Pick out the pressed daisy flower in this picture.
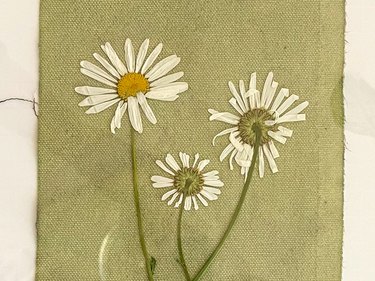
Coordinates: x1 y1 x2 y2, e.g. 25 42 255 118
75 38 188 134
209 72 308 178
151 153 223 211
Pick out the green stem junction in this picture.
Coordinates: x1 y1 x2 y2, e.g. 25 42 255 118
191 125 262 281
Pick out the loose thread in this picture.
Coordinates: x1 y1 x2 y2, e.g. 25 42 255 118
0 97 39 117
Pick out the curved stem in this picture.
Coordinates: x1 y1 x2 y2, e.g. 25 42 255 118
130 128 154 281
177 201 191 281
192 127 262 281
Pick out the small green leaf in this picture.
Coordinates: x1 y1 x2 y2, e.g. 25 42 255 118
150 256 157 275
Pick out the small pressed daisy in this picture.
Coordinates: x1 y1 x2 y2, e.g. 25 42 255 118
151 153 224 211
75 38 188 134
209 72 309 178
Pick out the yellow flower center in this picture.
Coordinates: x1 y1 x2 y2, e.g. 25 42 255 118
117 73 150 100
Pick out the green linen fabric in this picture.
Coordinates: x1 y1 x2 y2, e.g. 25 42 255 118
37 1 344 280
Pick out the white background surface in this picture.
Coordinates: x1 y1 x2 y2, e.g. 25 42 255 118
0 0 374 280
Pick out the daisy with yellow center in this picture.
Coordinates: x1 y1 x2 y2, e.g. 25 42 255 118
152 153 223 211
75 38 188 133
209 72 309 178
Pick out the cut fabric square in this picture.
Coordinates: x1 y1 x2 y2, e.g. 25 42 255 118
37 1 344 280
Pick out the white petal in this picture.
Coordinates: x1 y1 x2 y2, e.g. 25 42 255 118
268 131 287 144
93 53 121 79
203 186 222 195
110 117 116 134
127 96 143 133
115 102 127 129
145 92 179 101
185 154 190 168
284 101 309 116
179 152 190 168
196 193 208 206
220 143 235 162
184 196 192 211
204 180 224 187
241 166 246 175
235 148 251 168
248 90 256 109
229 132 244 152
200 190 218 201
156 160 175 175
174 193 184 208
197 159 210 172
264 81 279 109
245 166 251 181
229 149 237 170
276 94 299 115
270 88 289 112
260 72 273 107
135 39 150 73
146 82 187 101
212 127 238 145
102 42 127 75
249 72 257 90
268 141 280 158
166 154 180 171
111 101 124 133
80 61 118 83
228 81 246 112
244 143 253 160
209 110 240 125
79 94 119 107
239 80 249 110
151 175 174 183
262 145 278 173
179 152 187 167
85 98 120 114
203 175 220 181
146 55 181 82
150 72 184 87
145 55 177 78
203 170 219 177
258 146 265 178
141 43 163 74
80 68 117 87
265 120 276 126
229 98 244 115
278 126 293 137
124 38 135 72
254 90 261 108
150 82 188 94
192 196 199 210
168 192 180 206
137 93 157 124
192 153 200 168
152 182 174 188
162 189 178 201
75 86 116 96
276 114 306 123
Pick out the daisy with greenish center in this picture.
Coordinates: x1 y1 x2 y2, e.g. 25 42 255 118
75 38 188 134
152 153 224 211
209 72 309 178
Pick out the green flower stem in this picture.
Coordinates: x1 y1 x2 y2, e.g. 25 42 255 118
177 198 191 281
130 128 154 281
192 126 261 281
